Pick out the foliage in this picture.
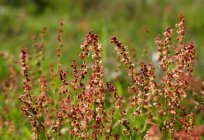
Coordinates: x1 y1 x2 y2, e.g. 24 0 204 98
1 1 204 140
1 15 203 140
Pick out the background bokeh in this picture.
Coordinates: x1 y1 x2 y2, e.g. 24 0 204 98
0 0 204 80
0 1 204 139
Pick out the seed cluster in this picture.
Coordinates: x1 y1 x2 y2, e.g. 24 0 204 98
16 15 203 140
155 15 196 133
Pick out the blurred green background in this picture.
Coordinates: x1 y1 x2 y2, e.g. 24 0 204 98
0 1 204 139
0 0 204 79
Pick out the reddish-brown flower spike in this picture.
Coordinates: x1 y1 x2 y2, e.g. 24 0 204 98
56 18 64 59
15 15 201 139
201 82 204 111
19 49 32 97
110 35 135 77
111 36 117 43
49 63 56 80
20 49 28 77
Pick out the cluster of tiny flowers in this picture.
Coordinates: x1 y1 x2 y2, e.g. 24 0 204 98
110 36 159 118
201 82 204 111
30 27 47 79
111 36 135 77
155 27 173 71
19 49 31 97
155 15 196 133
0 65 17 136
17 16 203 140
56 18 64 58
19 49 51 139
37 76 52 127
68 32 106 139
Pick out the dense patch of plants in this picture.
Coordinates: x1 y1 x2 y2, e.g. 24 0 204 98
1 15 204 139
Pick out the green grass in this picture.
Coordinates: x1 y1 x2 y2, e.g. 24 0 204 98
0 1 204 139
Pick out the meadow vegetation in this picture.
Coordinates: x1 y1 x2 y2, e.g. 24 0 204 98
0 1 204 140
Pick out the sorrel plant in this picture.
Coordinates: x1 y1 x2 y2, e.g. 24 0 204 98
17 15 204 140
